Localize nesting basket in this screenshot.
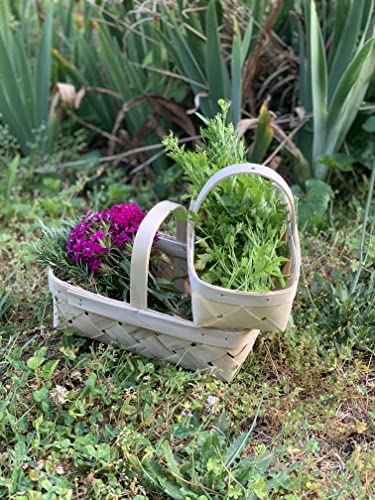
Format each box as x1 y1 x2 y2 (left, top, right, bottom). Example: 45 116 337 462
49 164 300 380
49 201 259 381
187 163 301 331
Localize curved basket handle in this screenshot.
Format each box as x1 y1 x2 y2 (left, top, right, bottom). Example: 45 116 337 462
190 163 300 264
130 201 187 309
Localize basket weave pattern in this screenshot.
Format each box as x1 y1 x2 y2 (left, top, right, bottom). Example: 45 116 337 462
190 296 294 330
50 273 259 380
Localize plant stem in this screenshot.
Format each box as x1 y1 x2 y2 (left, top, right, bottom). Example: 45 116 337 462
351 157 375 295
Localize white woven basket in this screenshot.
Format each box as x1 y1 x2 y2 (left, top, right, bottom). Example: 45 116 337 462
187 163 301 331
49 201 259 381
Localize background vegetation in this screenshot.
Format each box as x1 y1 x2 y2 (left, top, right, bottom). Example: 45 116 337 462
0 0 374 498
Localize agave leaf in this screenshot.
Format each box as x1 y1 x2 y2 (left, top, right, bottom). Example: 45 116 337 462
35 3 53 129
325 38 375 158
14 30 35 128
310 0 328 161
206 0 229 117
240 16 253 67
328 0 351 67
328 0 366 101
231 18 242 125
358 0 375 47
0 40 31 151
297 0 374 183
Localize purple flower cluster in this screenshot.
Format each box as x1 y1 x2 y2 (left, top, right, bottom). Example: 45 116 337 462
99 203 146 248
67 203 146 272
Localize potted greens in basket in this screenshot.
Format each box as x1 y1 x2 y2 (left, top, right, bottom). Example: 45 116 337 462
163 101 300 330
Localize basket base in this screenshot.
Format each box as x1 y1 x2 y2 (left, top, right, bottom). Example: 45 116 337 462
50 271 259 381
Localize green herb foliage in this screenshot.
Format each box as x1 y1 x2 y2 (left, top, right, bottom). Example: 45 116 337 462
164 101 289 292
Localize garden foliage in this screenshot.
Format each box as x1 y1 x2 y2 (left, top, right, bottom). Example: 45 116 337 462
0 0 374 497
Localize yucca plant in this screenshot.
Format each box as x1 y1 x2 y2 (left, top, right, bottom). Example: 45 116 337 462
53 2 192 142
55 0 276 130
0 1 57 156
146 0 254 125
297 0 375 181
52 4 119 133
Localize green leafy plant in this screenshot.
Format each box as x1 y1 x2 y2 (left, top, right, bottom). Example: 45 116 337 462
164 101 289 292
52 2 196 193
0 1 57 156
148 0 254 124
297 0 375 182
139 400 298 499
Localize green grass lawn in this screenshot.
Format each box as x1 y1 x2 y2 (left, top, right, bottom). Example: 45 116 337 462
0 187 374 499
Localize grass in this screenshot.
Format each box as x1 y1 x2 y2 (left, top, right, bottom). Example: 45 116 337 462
0 176 374 499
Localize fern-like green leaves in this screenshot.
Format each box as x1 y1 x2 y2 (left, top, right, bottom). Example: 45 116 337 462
164 102 289 293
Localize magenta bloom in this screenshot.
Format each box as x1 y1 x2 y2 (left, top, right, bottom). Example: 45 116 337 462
67 203 146 272
98 203 146 248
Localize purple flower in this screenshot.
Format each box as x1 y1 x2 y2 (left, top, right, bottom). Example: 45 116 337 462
206 396 218 406
98 203 147 248
67 203 147 272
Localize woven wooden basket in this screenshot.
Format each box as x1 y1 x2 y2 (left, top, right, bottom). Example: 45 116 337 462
187 163 301 331
49 201 259 381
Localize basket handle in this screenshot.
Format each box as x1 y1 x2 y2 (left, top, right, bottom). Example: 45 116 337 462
130 201 187 309
191 163 299 261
